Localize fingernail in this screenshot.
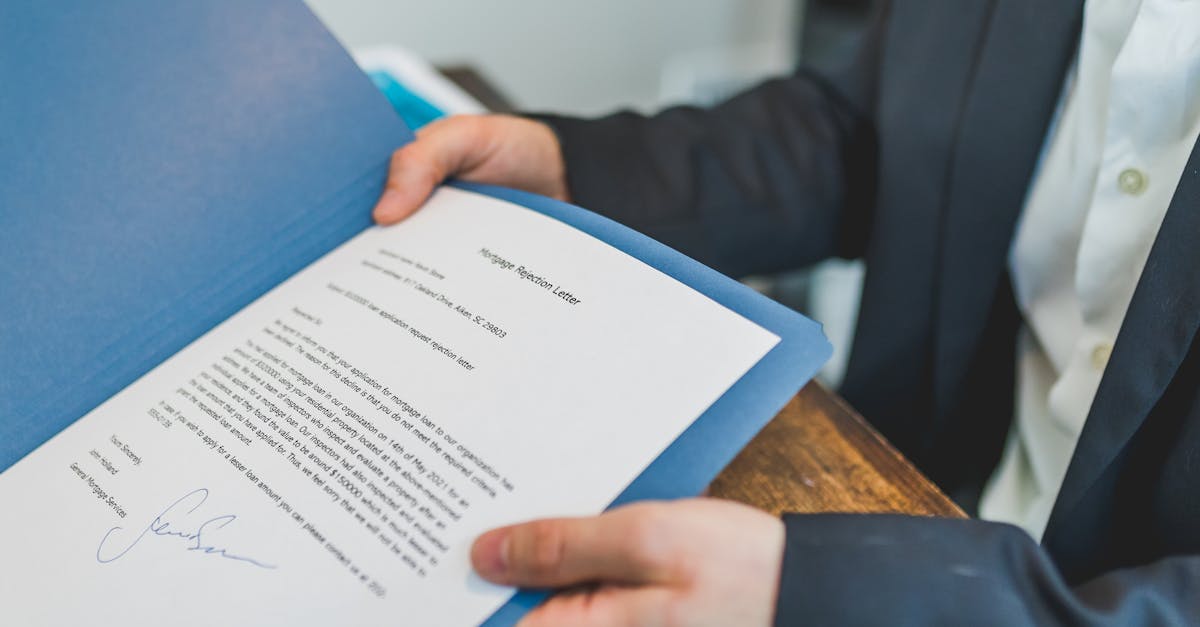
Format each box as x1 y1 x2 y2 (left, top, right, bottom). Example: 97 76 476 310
474 529 510 579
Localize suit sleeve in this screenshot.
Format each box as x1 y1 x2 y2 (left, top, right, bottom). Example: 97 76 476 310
774 514 1200 626
527 8 884 279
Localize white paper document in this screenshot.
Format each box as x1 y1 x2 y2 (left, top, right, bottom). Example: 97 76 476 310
0 187 778 626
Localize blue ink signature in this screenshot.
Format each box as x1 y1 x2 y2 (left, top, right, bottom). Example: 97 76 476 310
96 488 276 569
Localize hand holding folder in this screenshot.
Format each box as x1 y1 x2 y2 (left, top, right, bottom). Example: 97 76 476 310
0 3 829 625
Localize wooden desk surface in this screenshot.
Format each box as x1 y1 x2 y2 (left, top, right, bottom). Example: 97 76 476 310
710 382 965 518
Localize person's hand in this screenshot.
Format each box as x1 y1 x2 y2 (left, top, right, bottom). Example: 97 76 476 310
371 114 568 225
471 498 785 627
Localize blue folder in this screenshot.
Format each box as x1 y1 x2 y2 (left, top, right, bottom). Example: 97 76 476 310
0 2 830 625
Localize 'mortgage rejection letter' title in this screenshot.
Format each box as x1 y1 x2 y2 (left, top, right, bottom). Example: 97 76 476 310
478 247 583 306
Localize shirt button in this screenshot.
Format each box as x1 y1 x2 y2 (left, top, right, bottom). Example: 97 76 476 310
1118 168 1148 195
1091 342 1113 369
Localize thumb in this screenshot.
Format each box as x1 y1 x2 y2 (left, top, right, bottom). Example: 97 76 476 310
471 503 677 588
372 116 487 225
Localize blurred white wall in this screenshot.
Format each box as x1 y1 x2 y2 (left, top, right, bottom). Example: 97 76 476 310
305 0 799 115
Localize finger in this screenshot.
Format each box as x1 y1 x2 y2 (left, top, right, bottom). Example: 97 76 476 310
472 503 678 588
372 116 488 224
518 586 675 627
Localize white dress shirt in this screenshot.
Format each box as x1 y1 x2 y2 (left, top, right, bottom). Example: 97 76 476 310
979 0 1200 539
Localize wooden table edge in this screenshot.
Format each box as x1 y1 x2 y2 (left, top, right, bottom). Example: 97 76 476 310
711 382 966 519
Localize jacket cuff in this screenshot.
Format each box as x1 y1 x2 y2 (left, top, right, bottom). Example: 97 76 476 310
523 111 652 229
774 513 1040 626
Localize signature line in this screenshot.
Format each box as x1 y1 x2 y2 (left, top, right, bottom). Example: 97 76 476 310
96 488 276 569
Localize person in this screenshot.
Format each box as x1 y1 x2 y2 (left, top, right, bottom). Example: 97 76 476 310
371 0 1200 624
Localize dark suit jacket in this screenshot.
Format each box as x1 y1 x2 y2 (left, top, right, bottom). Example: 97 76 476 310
535 0 1200 623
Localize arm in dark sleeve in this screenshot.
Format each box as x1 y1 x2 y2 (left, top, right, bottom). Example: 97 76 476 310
529 9 885 278
774 514 1200 626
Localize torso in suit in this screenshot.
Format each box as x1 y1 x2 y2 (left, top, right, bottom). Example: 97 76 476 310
535 0 1199 622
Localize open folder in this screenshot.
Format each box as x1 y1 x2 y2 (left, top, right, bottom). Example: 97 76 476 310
0 2 831 625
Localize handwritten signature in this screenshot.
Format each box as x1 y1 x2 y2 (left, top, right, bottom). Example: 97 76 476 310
96 488 276 569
